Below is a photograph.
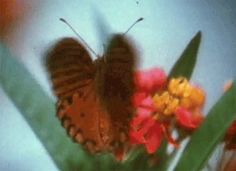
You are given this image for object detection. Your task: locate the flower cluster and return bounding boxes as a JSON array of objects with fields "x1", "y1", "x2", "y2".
[
  {"x1": 225, "y1": 120, "x2": 236, "y2": 150},
  {"x1": 129, "y1": 68, "x2": 205, "y2": 154}
]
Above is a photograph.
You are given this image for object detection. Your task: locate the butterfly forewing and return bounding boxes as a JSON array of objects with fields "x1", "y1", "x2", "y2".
[{"x1": 47, "y1": 38, "x2": 95, "y2": 100}]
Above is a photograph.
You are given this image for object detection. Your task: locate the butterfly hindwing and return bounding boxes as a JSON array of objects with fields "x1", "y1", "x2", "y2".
[{"x1": 61, "y1": 82, "x2": 115, "y2": 153}]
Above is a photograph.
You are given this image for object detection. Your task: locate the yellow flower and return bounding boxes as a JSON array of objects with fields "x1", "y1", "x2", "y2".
[
  {"x1": 153, "y1": 91, "x2": 179, "y2": 116},
  {"x1": 168, "y1": 77, "x2": 191, "y2": 97},
  {"x1": 152, "y1": 77, "x2": 205, "y2": 117},
  {"x1": 189, "y1": 86, "x2": 205, "y2": 107}
]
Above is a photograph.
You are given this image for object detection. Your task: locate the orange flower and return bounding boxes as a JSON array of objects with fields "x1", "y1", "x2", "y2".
[{"x1": 0, "y1": 0, "x2": 28, "y2": 38}]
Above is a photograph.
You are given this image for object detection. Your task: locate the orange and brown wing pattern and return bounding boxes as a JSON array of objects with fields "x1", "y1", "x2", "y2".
[
  {"x1": 46, "y1": 38, "x2": 101, "y2": 151},
  {"x1": 58, "y1": 82, "x2": 114, "y2": 153}
]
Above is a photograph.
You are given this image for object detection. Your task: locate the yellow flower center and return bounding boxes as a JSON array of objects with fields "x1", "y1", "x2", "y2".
[{"x1": 152, "y1": 77, "x2": 205, "y2": 116}]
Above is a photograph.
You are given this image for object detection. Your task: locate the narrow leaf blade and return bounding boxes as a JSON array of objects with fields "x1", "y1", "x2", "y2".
[{"x1": 169, "y1": 31, "x2": 201, "y2": 79}]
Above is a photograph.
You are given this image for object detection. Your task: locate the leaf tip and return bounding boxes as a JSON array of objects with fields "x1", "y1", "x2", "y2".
[{"x1": 195, "y1": 31, "x2": 202, "y2": 41}]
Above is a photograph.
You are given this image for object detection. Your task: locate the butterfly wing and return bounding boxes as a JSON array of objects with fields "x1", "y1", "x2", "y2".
[
  {"x1": 46, "y1": 38, "x2": 95, "y2": 100},
  {"x1": 100, "y1": 34, "x2": 137, "y2": 101},
  {"x1": 97, "y1": 34, "x2": 137, "y2": 154},
  {"x1": 46, "y1": 38, "x2": 112, "y2": 153}
]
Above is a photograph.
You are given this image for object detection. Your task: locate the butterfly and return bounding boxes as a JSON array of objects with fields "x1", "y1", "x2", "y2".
[{"x1": 46, "y1": 34, "x2": 137, "y2": 158}]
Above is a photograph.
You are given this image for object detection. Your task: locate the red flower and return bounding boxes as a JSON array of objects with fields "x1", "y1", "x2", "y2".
[
  {"x1": 175, "y1": 107, "x2": 203, "y2": 129},
  {"x1": 130, "y1": 115, "x2": 164, "y2": 153},
  {"x1": 133, "y1": 92, "x2": 149, "y2": 107},
  {"x1": 225, "y1": 120, "x2": 236, "y2": 150},
  {"x1": 135, "y1": 67, "x2": 166, "y2": 93},
  {"x1": 132, "y1": 67, "x2": 167, "y2": 115},
  {"x1": 133, "y1": 91, "x2": 156, "y2": 116},
  {"x1": 130, "y1": 67, "x2": 180, "y2": 154}
]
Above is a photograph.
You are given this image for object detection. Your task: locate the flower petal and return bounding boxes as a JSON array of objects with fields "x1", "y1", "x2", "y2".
[
  {"x1": 137, "y1": 107, "x2": 153, "y2": 117},
  {"x1": 161, "y1": 124, "x2": 179, "y2": 148},
  {"x1": 130, "y1": 130, "x2": 145, "y2": 144},
  {"x1": 145, "y1": 123, "x2": 163, "y2": 154},
  {"x1": 132, "y1": 92, "x2": 148, "y2": 107},
  {"x1": 175, "y1": 107, "x2": 197, "y2": 129},
  {"x1": 135, "y1": 68, "x2": 167, "y2": 92},
  {"x1": 151, "y1": 67, "x2": 167, "y2": 90},
  {"x1": 225, "y1": 120, "x2": 236, "y2": 150}
]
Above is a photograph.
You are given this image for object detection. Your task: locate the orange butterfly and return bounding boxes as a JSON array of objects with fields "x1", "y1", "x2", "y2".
[{"x1": 46, "y1": 33, "x2": 137, "y2": 158}]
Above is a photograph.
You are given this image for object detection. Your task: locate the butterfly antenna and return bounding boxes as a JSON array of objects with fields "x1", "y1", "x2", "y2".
[
  {"x1": 60, "y1": 18, "x2": 97, "y2": 56},
  {"x1": 123, "y1": 17, "x2": 144, "y2": 35}
]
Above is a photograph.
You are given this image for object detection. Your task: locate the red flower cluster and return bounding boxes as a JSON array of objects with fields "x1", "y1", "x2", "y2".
[
  {"x1": 129, "y1": 68, "x2": 205, "y2": 154},
  {"x1": 225, "y1": 120, "x2": 236, "y2": 150},
  {"x1": 130, "y1": 68, "x2": 166, "y2": 153}
]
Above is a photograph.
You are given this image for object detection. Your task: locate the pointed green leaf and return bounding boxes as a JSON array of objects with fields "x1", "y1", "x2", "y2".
[
  {"x1": 175, "y1": 82, "x2": 236, "y2": 171},
  {"x1": 169, "y1": 31, "x2": 201, "y2": 79}
]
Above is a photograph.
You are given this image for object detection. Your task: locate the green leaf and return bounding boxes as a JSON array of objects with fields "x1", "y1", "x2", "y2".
[
  {"x1": 174, "y1": 82, "x2": 236, "y2": 171},
  {"x1": 155, "y1": 148, "x2": 178, "y2": 171},
  {"x1": 168, "y1": 31, "x2": 201, "y2": 79}
]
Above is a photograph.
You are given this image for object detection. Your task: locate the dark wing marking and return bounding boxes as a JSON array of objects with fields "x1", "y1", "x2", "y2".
[
  {"x1": 101, "y1": 34, "x2": 137, "y2": 102},
  {"x1": 46, "y1": 38, "x2": 95, "y2": 100}
]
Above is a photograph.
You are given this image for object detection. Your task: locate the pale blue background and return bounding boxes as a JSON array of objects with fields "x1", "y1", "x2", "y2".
[{"x1": 0, "y1": 0, "x2": 236, "y2": 170}]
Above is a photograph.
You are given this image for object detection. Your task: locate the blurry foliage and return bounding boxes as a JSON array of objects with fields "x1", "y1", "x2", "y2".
[{"x1": 0, "y1": 30, "x2": 236, "y2": 171}]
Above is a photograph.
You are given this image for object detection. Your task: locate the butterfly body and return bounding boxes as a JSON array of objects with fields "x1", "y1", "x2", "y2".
[{"x1": 46, "y1": 34, "x2": 137, "y2": 155}]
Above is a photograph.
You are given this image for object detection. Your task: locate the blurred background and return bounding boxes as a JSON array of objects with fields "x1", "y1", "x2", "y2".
[{"x1": 0, "y1": 0, "x2": 236, "y2": 170}]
